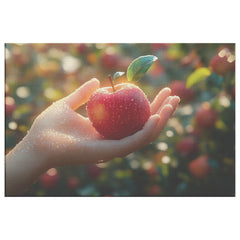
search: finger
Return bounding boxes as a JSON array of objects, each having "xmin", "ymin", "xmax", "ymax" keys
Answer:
[
  {"xmin": 82, "ymin": 114, "xmax": 160, "ymax": 161},
  {"xmin": 150, "ymin": 104, "xmax": 174, "ymax": 142},
  {"xmin": 150, "ymin": 87, "xmax": 171, "ymax": 114},
  {"xmin": 156, "ymin": 96, "xmax": 173, "ymax": 114},
  {"xmin": 170, "ymin": 96, "xmax": 180, "ymax": 112},
  {"xmin": 151, "ymin": 96, "xmax": 180, "ymax": 141},
  {"xmin": 62, "ymin": 78, "xmax": 100, "ymax": 110}
]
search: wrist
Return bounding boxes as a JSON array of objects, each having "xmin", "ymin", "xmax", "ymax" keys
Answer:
[
  {"xmin": 6, "ymin": 135, "xmax": 49, "ymax": 196},
  {"xmin": 23, "ymin": 133, "xmax": 52, "ymax": 170}
]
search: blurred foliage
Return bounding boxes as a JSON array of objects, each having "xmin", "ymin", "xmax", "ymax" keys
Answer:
[{"xmin": 5, "ymin": 43, "xmax": 235, "ymax": 196}]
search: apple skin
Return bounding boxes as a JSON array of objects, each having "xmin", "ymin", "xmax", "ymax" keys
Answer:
[
  {"xmin": 151, "ymin": 43, "xmax": 170, "ymax": 52},
  {"xmin": 100, "ymin": 53, "xmax": 119, "ymax": 70},
  {"xmin": 169, "ymin": 80, "xmax": 195, "ymax": 103},
  {"xmin": 210, "ymin": 54, "xmax": 234, "ymax": 76},
  {"xmin": 176, "ymin": 136, "xmax": 198, "ymax": 156},
  {"xmin": 189, "ymin": 155, "xmax": 211, "ymax": 178},
  {"xmin": 195, "ymin": 107, "xmax": 218, "ymax": 128},
  {"xmin": 87, "ymin": 83, "xmax": 151, "ymax": 140},
  {"xmin": 40, "ymin": 168, "xmax": 60, "ymax": 189},
  {"xmin": 147, "ymin": 185, "xmax": 162, "ymax": 195},
  {"xmin": 76, "ymin": 43, "xmax": 88, "ymax": 54}
]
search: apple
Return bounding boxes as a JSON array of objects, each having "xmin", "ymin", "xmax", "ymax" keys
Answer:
[
  {"xmin": 189, "ymin": 155, "xmax": 211, "ymax": 178},
  {"xmin": 67, "ymin": 176, "xmax": 80, "ymax": 190},
  {"xmin": 5, "ymin": 96, "xmax": 16, "ymax": 118},
  {"xmin": 147, "ymin": 165, "xmax": 159, "ymax": 177},
  {"xmin": 118, "ymin": 57, "xmax": 133, "ymax": 70},
  {"xmin": 147, "ymin": 185, "xmax": 162, "ymax": 195},
  {"xmin": 87, "ymin": 76, "xmax": 151, "ymax": 139},
  {"xmin": 176, "ymin": 136, "xmax": 198, "ymax": 156},
  {"xmin": 151, "ymin": 43, "xmax": 170, "ymax": 52},
  {"xmin": 76, "ymin": 43, "xmax": 88, "ymax": 54},
  {"xmin": 195, "ymin": 106, "xmax": 218, "ymax": 128},
  {"xmin": 100, "ymin": 53, "xmax": 119, "ymax": 70},
  {"xmin": 40, "ymin": 168, "xmax": 60, "ymax": 189},
  {"xmin": 210, "ymin": 48, "xmax": 235, "ymax": 76},
  {"xmin": 169, "ymin": 80, "xmax": 195, "ymax": 103}
]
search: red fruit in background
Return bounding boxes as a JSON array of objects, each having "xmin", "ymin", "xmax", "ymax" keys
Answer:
[
  {"xmin": 118, "ymin": 57, "xmax": 133, "ymax": 70},
  {"xmin": 87, "ymin": 83, "xmax": 151, "ymax": 139},
  {"xmin": 87, "ymin": 164, "xmax": 102, "ymax": 178},
  {"xmin": 147, "ymin": 185, "xmax": 162, "ymax": 195},
  {"xmin": 176, "ymin": 136, "xmax": 198, "ymax": 156},
  {"xmin": 5, "ymin": 96, "xmax": 16, "ymax": 117},
  {"xmin": 67, "ymin": 176, "xmax": 80, "ymax": 190},
  {"xmin": 76, "ymin": 43, "xmax": 88, "ymax": 54},
  {"xmin": 195, "ymin": 106, "xmax": 218, "ymax": 128},
  {"xmin": 40, "ymin": 168, "xmax": 60, "ymax": 189},
  {"xmin": 210, "ymin": 48, "xmax": 235, "ymax": 76},
  {"xmin": 151, "ymin": 43, "xmax": 170, "ymax": 52},
  {"xmin": 100, "ymin": 53, "xmax": 119, "ymax": 70},
  {"xmin": 169, "ymin": 80, "xmax": 195, "ymax": 103},
  {"xmin": 189, "ymin": 155, "xmax": 211, "ymax": 178},
  {"xmin": 147, "ymin": 165, "xmax": 159, "ymax": 177}
]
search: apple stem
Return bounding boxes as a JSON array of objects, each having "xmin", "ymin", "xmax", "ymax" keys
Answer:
[{"xmin": 108, "ymin": 75, "xmax": 116, "ymax": 92}]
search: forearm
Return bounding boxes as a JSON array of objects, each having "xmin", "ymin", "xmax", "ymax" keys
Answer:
[{"xmin": 5, "ymin": 135, "xmax": 48, "ymax": 196}]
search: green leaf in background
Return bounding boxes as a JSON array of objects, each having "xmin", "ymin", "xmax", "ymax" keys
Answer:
[
  {"xmin": 127, "ymin": 55, "xmax": 158, "ymax": 82},
  {"xmin": 186, "ymin": 67, "xmax": 211, "ymax": 88},
  {"xmin": 113, "ymin": 72, "xmax": 125, "ymax": 81}
]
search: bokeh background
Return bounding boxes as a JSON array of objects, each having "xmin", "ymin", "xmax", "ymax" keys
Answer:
[{"xmin": 5, "ymin": 43, "xmax": 235, "ymax": 196}]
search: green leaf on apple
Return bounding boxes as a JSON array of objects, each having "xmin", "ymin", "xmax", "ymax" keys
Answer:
[
  {"xmin": 127, "ymin": 55, "xmax": 158, "ymax": 82},
  {"xmin": 113, "ymin": 72, "xmax": 125, "ymax": 81},
  {"xmin": 186, "ymin": 67, "xmax": 211, "ymax": 88}
]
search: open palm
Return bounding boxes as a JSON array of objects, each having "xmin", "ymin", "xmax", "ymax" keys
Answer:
[{"xmin": 28, "ymin": 78, "xmax": 179, "ymax": 168}]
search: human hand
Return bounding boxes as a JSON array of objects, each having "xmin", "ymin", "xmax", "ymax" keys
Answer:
[{"xmin": 25, "ymin": 78, "xmax": 179, "ymax": 168}]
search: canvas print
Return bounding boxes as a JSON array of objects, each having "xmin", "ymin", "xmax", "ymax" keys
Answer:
[{"xmin": 5, "ymin": 43, "xmax": 235, "ymax": 196}]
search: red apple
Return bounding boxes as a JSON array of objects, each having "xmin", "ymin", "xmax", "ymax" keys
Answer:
[
  {"xmin": 176, "ymin": 136, "xmax": 198, "ymax": 156},
  {"xmin": 118, "ymin": 57, "xmax": 133, "ymax": 70},
  {"xmin": 100, "ymin": 53, "xmax": 119, "ymax": 70},
  {"xmin": 169, "ymin": 80, "xmax": 195, "ymax": 103},
  {"xmin": 76, "ymin": 43, "xmax": 88, "ymax": 54},
  {"xmin": 151, "ymin": 43, "xmax": 170, "ymax": 52},
  {"xmin": 189, "ymin": 155, "xmax": 211, "ymax": 178},
  {"xmin": 147, "ymin": 185, "xmax": 162, "ymax": 195},
  {"xmin": 40, "ymin": 168, "xmax": 60, "ymax": 189},
  {"xmin": 5, "ymin": 96, "xmax": 16, "ymax": 118},
  {"xmin": 210, "ymin": 49, "xmax": 235, "ymax": 76},
  {"xmin": 87, "ymin": 82, "xmax": 151, "ymax": 139},
  {"xmin": 67, "ymin": 176, "xmax": 80, "ymax": 189},
  {"xmin": 147, "ymin": 165, "xmax": 159, "ymax": 177},
  {"xmin": 195, "ymin": 106, "xmax": 218, "ymax": 128}
]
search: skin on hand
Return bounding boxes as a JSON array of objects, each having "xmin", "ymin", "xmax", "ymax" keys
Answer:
[
  {"xmin": 22, "ymin": 78, "xmax": 179, "ymax": 168},
  {"xmin": 5, "ymin": 78, "xmax": 179, "ymax": 195}
]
